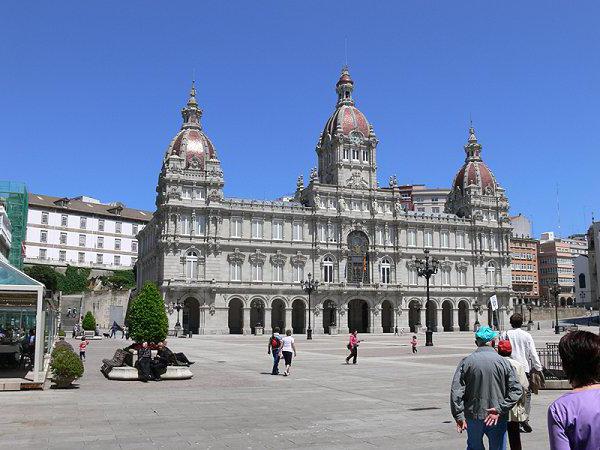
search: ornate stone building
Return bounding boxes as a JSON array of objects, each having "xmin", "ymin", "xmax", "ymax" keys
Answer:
[{"xmin": 137, "ymin": 68, "xmax": 513, "ymax": 335}]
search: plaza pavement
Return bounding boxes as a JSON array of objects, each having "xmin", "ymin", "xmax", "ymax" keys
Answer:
[{"xmin": 0, "ymin": 327, "xmax": 587, "ymax": 450}]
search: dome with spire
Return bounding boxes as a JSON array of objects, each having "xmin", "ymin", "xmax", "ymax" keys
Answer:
[
  {"xmin": 322, "ymin": 67, "xmax": 371, "ymax": 140},
  {"xmin": 165, "ymin": 81, "xmax": 217, "ymax": 170},
  {"xmin": 451, "ymin": 127, "xmax": 498, "ymax": 195}
]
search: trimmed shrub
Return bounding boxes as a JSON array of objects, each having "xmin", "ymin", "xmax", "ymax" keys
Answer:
[
  {"xmin": 54, "ymin": 339, "xmax": 74, "ymax": 353},
  {"xmin": 127, "ymin": 282, "xmax": 168, "ymax": 343},
  {"xmin": 81, "ymin": 311, "xmax": 96, "ymax": 331},
  {"xmin": 50, "ymin": 347, "xmax": 84, "ymax": 387}
]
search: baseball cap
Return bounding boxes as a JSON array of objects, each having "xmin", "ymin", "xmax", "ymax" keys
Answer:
[{"xmin": 475, "ymin": 326, "xmax": 498, "ymax": 343}]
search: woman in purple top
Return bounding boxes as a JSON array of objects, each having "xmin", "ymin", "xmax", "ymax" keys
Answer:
[{"xmin": 548, "ymin": 331, "xmax": 600, "ymax": 450}]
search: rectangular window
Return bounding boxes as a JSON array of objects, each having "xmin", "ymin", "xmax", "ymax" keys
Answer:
[
  {"xmin": 251, "ymin": 264, "xmax": 263, "ymax": 282},
  {"xmin": 115, "ymin": 221, "xmax": 122, "ymax": 234},
  {"xmin": 432, "ymin": 207, "xmax": 440, "ymax": 213},
  {"xmin": 59, "ymin": 250, "xmax": 66, "ymax": 262},
  {"xmin": 115, "ymin": 238, "xmax": 121, "ymax": 250},
  {"xmin": 230, "ymin": 262, "xmax": 241, "ymax": 281},
  {"xmin": 59, "ymin": 232, "xmax": 67, "ymax": 245},
  {"xmin": 79, "ymin": 234, "xmax": 86, "ymax": 247},
  {"xmin": 96, "ymin": 236, "xmax": 104, "ymax": 249},
  {"xmin": 343, "ymin": 147, "xmax": 349, "ymax": 160},
  {"xmin": 96, "ymin": 254, "xmax": 103, "ymax": 264},
  {"xmin": 424, "ymin": 230, "xmax": 433, "ymax": 247},
  {"xmin": 61, "ymin": 214, "xmax": 68, "ymax": 227},
  {"xmin": 98, "ymin": 219, "xmax": 105, "ymax": 231},
  {"xmin": 318, "ymin": 223, "xmax": 327, "ymax": 243},
  {"xmin": 362, "ymin": 148, "xmax": 369, "ymax": 161},
  {"xmin": 442, "ymin": 268, "xmax": 451, "ymax": 285},
  {"xmin": 408, "ymin": 229, "xmax": 417, "ymax": 247},
  {"xmin": 231, "ymin": 217, "xmax": 242, "ymax": 238},
  {"xmin": 328, "ymin": 223, "xmax": 338, "ymax": 242},
  {"xmin": 40, "ymin": 230, "xmax": 48, "ymax": 243},
  {"xmin": 132, "ymin": 241, "xmax": 138, "ymax": 252},
  {"xmin": 251, "ymin": 219, "xmax": 263, "ymax": 239},
  {"xmin": 80, "ymin": 217, "xmax": 87, "ymax": 229},
  {"xmin": 78, "ymin": 252, "xmax": 85, "ymax": 263},
  {"xmin": 273, "ymin": 264, "xmax": 283, "ymax": 282},
  {"xmin": 408, "ymin": 268, "xmax": 418, "ymax": 285},
  {"xmin": 491, "ymin": 234, "xmax": 498, "ymax": 251},
  {"xmin": 381, "ymin": 266, "xmax": 390, "ymax": 284},
  {"xmin": 196, "ymin": 215, "xmax": 206, "ymax": 235},
  {"xmin": 441, "ymin": 231, "xmax": 449, "ymax": 248},
  {"xmin": 376, "ymin": 228, "xmax": 384, "ymax": 245},
  {"xmin": 458, "ymin": 270, "xmax": 466, "ymax": 286},
  {"xmin": 324, "ymin": 264, "xmax": 333, "ymax": 283},
  {"xmin": 272, "ymin": 220, "xmax": 283, "ymax": 240},
  {"xmin": 293, "ymin": 265, "xmax": 304, "ymax": 283},
  {"xmin": 292, "ymin": 222, "xmax": 302, "ymax": 241},
  {"xmin": 39, "ymin": 248, "xmax": 47, "ymax": 259},
  {"xmin": 132, "ymin": 224, "xmax": 138, "ymax": 235},
  {"xmin": 456, "ymin": 232, "xmax": 465, "ymax": 249},
  {"xmin": 182, "ymin": 187, "xmax": 192, "ymax": 199},
  {"xmin": 352, "ymin": 148, "xmax": 359, "ymax": 160},
  {"xmin": 114, "ymin": 255, "xmax": 120, "ymax": 266},
  {"xmin": 181, "ymin": 216, "xmax": 190, "ymax": 234},
  {"xmin": 41, "ymin": 212, "xmax": 49, "ymax": 225}
]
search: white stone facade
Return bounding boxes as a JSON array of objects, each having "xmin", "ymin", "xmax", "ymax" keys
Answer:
[
  {"xmin": 25, "ymin": 194, "xmax": 150, "ymax": 270},
  {"xmin": 138, "ymin": 69, "xmax": 513, "ymax": 335}
]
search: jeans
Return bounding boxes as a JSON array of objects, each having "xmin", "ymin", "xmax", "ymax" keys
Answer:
[
  {"xmin": 465, "ymin": 418, "xmax": 507, "ymax": 450},
  {"xmin": 346, "ymin": 346, "xmax": 357, "ymax": 364},
  {"xmin": 271, "ymin": 352, "xmax": 280, "ymax": 374}
]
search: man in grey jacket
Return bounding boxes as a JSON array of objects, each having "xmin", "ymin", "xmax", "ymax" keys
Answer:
[{"xmin": 450, "ymin": 326, "xmax": 523, "ymax": 450}]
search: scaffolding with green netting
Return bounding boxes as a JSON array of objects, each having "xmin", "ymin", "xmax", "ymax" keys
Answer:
[{"xmin": 0, "ymin": 181, "xmax": 28, "ymax": 269}]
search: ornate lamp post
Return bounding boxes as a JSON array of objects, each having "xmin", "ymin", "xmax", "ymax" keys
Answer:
[
  {"xmin": 525, "ymin": 299, "xmax": 534, "ymax": 325},
  {"xmin": 549, "ymin": 283, "xmax": 561, "ymax": 335},
  {"xmin": 415, "ymin": 249, "xmax": 439, "ymax": 346},
  {"xmin": 169, "ymin": 300, "xmax": 184, "ymax": 334},
  {"xmin": 300, "ymin": 272, "xmax": 319, "ymax": 340},
  {"xmin": 473, "ymin": 300, "xmax": 482, "ymax": 330}
]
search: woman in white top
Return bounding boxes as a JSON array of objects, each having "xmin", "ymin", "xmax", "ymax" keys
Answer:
[{"xmin": 281, "ymin": 329, "xmax": 297, "ymax": 376}]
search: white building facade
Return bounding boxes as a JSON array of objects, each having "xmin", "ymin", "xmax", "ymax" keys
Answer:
[
  {"xmin": 25, "ymin": 194, "xmax": 150, "ymax": 269},
  {"xmin": 138, "ymin": 69, "xmax": 513, "ymax": 335}
]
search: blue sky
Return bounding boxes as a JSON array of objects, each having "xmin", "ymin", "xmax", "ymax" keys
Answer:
[{"xmin": 1, "ymin": 2, "xmax": 598, "ymax": 237}]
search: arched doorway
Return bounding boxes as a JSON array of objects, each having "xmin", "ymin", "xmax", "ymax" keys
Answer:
[
  {"xmin": 183, "ymin": 297, "xmax": 200, "ymax": 334},
  {"xmin": 292, "ymin": 299, "xmax": 306, "ymax": 334},
  {"xmin": 228, "ymin": 298, "xmax": 243, "ymax": 334},
  {"xmin": 348, "ymin": 299, "xmax": 369, "ymax": 333},
  {"xmin": 458, "ymin": 300, "xmax": 469, "ymax": 331},
  {"xmin": 408, "ymin": 300, "xmax": 421, "ymax": 333},
  {"xmin": 347, "ymin": 231, "xmax": 370, "ymax": 284},
  {"xmin": 442, "ymin": 300, "xmax": 453, "ymax": 332},
  {"xmin": 271, "ymin": 298, "xmax": 286, "ymax": 332},
  {"xmin": 323, "ymin": 300, "xmax": 336, "ymax": 334},
  {"xmin": 381, "ymin": 300, "xmax": 393, "ymax": 333},
  {"xmin": 250, "ymin": 299, "xmax": 265, "ymax": 334},
  {"xmin": 560, "ymin": 297, "xmax": 566, "ymax": 307},
  {"xmin": 426, "ymin": 300, "xmax": 438, "ymax": 331}
]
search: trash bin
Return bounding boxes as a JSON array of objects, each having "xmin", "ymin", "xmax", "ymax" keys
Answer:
[{"xmin": 425, "ymin": 330, "xmax": 433, "ymax": 346}]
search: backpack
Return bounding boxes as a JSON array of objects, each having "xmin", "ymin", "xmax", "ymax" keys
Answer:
[{"xmin": 270, "ymin": 336, "xmax": 280, "ymax": 349}]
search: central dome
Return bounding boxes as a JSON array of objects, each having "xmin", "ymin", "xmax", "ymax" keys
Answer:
[{"xmin": 451, "ymin": 127, "xmax": 498, "ymax": 195}]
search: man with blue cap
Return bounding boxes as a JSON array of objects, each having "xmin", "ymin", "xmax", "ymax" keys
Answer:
[{"xmin": 450, "ymin": 326, "xmax": 523, "ymax": 450}]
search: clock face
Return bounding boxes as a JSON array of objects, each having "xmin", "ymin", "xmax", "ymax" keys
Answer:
[{"xmin": 350, "ymin": 134, "xmax": 361, "ymax": 145}]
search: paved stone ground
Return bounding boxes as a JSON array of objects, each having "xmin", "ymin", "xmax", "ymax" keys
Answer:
[{"xmin": 0, "ymin": 327, "xmax": 590, "ymax": 450}]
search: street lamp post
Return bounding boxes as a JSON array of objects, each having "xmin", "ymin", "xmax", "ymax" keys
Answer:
[
  {"xmin": 415, "ymin": 249, "xmax": 439, "ymax": 346},
  {"xmin": 300, "ymin": 273, "xmax": 319, "ymax": 340},
  {"xmin": 550, "ymin": 283, "xmax": 561, "ymax": 335},
  {"xmin": 517, "ymin": 292, "xmax": 525, "ymax": 317},
  {"xmin": 169, "ymin": 300, "xmax": 183, "ymax": 335},
  {"xmin": 526, "ymin": 299, "xmax": 534, "ymax": 325},
  {"xmin": 473, "ymin": 300, "xmax": 482, "ymax": 330}
]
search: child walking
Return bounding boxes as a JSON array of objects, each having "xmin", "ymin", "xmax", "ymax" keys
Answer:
[
  {"xmin": 411, "ymin": 335, "xmax": 418, "ymax": 354},
  {"xmin": 79, "ymin": 336, "xmax": 89, "ymax": 361}
]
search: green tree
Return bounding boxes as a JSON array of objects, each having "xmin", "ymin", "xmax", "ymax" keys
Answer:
[
  {"xmin": 127, "ymin": 282, "xmax": 168, "ymax": 343},
  {"xmin": 24, "ymin": 265, "xmax": 63, "ymax": 292},
  {"xmin": 59, "ymin": 265, "xmax": 91, "ymax": 294},
  {"xmin": 101, "ymin": 269, "xmax": 135, "ymax": 290},
  {"xmin": 81, "ymin": 311, "xmax": 96, "ymax": 331}
]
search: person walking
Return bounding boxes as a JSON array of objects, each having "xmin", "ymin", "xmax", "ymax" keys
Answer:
[
  {"xmin": 267, "ymin": 327, "xmax": 283, "ymax": 375},
  {"xmin": 497, "ymin": 339, "xmax": 529, "ymax": 450},
  {"xmin": 79, "ymin": 336, "xmax": 89, "ymax": 361},
  {"xmin": 109, "ymin": 321, "xmax": 118, "ymax": 338},
  {"xmin": 450, "ymin": 326, "xmax": 523, "ymax": 450},
  {"xmin": 411, "ymin": 335, "xmax": 418, "ymax": 354},
  {"xmin": 547, "ymin": 331, "xmax": 600, "ymax": 450},
  {"xmin": 345, "ymin": 330, "xmax": 360, "ymax": 365},
  {"xmin": 501, "ymin": 313, "xmax": 543, "ymax": 433},
  {"xmin": 281, "ymin": 329, "xmax": 296, "ymax": 376}
]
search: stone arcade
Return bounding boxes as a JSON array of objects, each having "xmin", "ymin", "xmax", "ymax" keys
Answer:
[{"xmin": 137, "ymin": 68, "xmax": 513, "ymax": 335}]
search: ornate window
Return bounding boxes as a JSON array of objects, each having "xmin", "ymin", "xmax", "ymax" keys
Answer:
[
  {"xmin": 408, "ymin": 267, "xmax": 418, "ymax": 285},
  {"xmin": 343, "ymin": 147, "xmax": 349, "ymax": 160},
  {"xmin": 456, "ymin": 232, "xmax": 465, "ymax": 249},
  {"xmin": 441, "ymin": 231, "xmax": 449, "ymax": 248},
  {"xmin": 196, "ymin": 215, "xmax": 206, "ymax": 236},
  {"xmin": 273, "ymin": 264, "xmax": 283, "ymax": 282},
  {"xmin": 185, "ymin": 250, "xmax": 199, "ymax": 279},
  {"xmin": 458, "ymin": 269, "xmax": 466, "ymax": 286},
  {"xmin": 317, "ymin": 223, "xmax": 327, "ymax": 243},
  {"xmin": 376, "ymin": 227, "xmax": 384, "ymax": 246},
  {"xmin": 579, "ymin": 273, "xmax": 586, "ymax": 289},
  {"xmin": 407, "ymin": 229, "xmax": 417, "ymax": 247},
  {"xmin": 231, "ymin": 217, "xmax": 242, "ymax": 238},
  {"xmin": 293, "ymin": 265, "xmax": 304, "ymax": 283},
  {"xmin": 272, "ymin": 220, "xmax": 283, "ymax": 240},
  {"xmin": 424, "ymin": 230, "xmax": 433, "ymax": 248},
  {"xmin": 486, "ymin": 261, "xmax": 497, "ymax": 286},
  {"xmin": 352, "ymin": 148, "xmax": 359, "ymax": 160},
  {"xmin": 230, "ymin": 262, "xmax": 242, "ymax": 281},
  {"xmin": 251, "ymin": 219, "xmax": 263, "ymax": 239},
  {"xmin": 251, "ymin": 263, "xmax": 263, "ymax": 282},
  {"xmin": 362, "ymin": 148, "xmax": 369, "ymax": 161},
  {"xmin": 323, "ymin": 256, "xmax": 334, "ymax": 283},
  {"xmin": 181, "ymin": 215, "xmax": 190, "ymax": 235},
  {"xmin": 292, "ymin": 222, "xmax": 303, "ymax": 241},
  {"xmin": 491, "ymin": 233, "xmax": 498, "ymax": 251},
  {"xmin": 380, "ymin": 257, "xmax": 391, "ymax": 284},
  {"xmin": 441, "ymin": 267, "xmax": 451, "ymax": 285},
  {"xmin": 347, "ymin": 231, "xmax": 369, "ymax": 284}
]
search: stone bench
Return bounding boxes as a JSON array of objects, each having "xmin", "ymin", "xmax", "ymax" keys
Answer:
[{"xmin": 107, "ymin": 365, "xmax": 193, "ymax": 381}]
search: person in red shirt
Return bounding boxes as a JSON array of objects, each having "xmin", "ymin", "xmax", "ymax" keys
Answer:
[
  {"xmin": 411, "ymin": 335, "xmax": 418, "ymax": 354},
  {"xmin": 79, "ymin": 336, "xmax": 89, "ymax": 361},
  {"xmin": 345, "ymin": 330, "xmax": 360, "ymax": 364}
]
